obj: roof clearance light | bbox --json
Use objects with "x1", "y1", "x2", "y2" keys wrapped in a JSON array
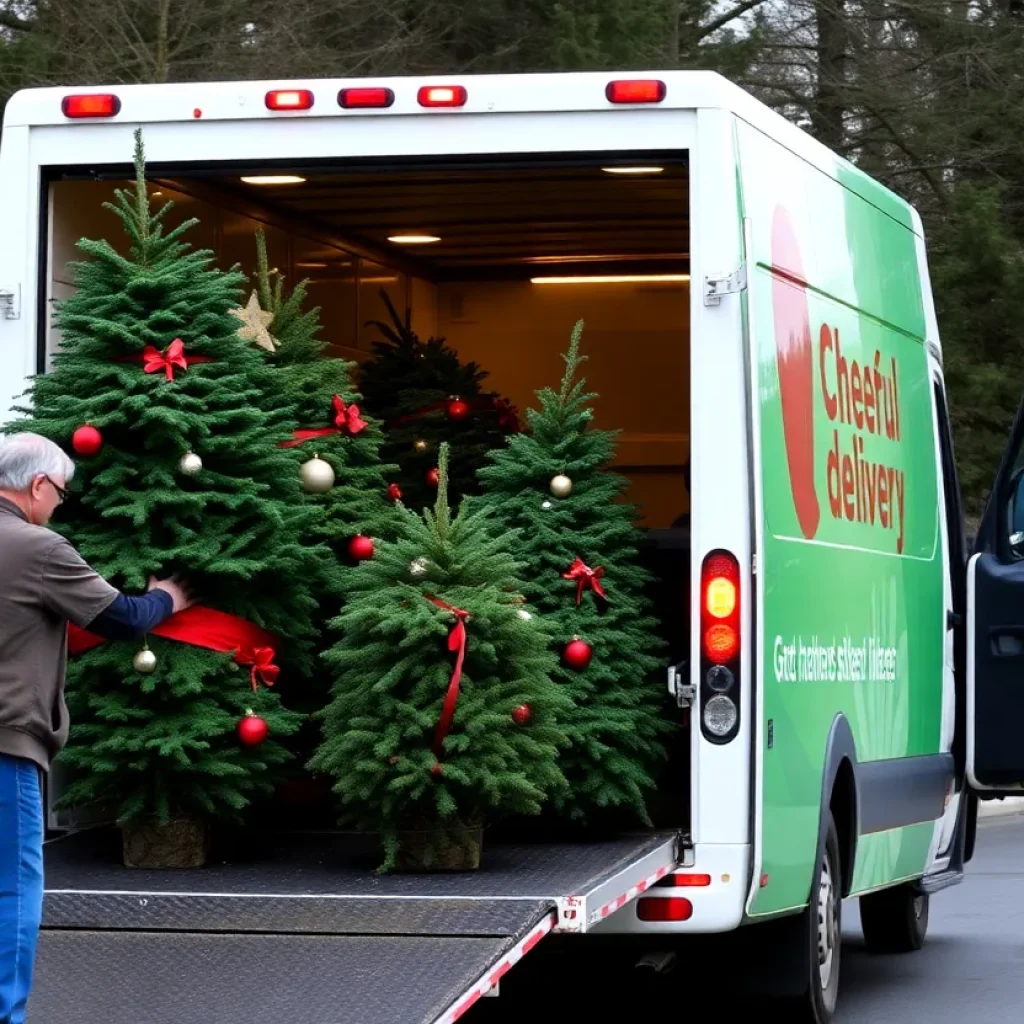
[
  {"x1": 339, "y1": 87, "x2": 395, "y2": 109},
  {"x1": 265, "y1": 89, "x2": 314, "y2": 111},
  {"x1": 240, "y1": 175, "x2": 306, "y2": 185},
  {"x1": 606, "y1": 79, "x2": 667, "y2": 105},
  {"x1": 62, "y1": 94, "x2": 121, "y2": 119},
  {"x1": 418, "y1": 85, "x2": 468, "y2": 108}
]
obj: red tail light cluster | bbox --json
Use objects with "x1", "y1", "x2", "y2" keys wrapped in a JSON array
[
  {"x1": 699, "y1": 550, "x2": 741, "y2": 744},
  {"x1": 637, "y1": 896, "x2": 693, "y2": 922}
]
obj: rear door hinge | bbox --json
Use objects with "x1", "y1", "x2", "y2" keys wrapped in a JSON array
[
  {"x1": 667, "y1": 662, "x2": 695, "y2": 708},
  {"x1": 0, "y1": 285, "x2": 21, "y2": 320},
  {"x1": 703, "y1": 264, "x2": 747, "y2": 307}
]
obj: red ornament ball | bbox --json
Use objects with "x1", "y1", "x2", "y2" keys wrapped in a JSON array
[
  {"x1": 447, "y1": 398, "x2": 471, "y2": 421},
  {"x1": 348, "y1": 534, "x2": 375, "y2": 561},
  {"x1": 387, "y1": 482, "x2": 403, "y2": 502},
  {"x1": 563, "y1": 638, "x2": 593, "y2": 671},
  {"x1": 431, "y1": 762, "x2": 443, "y2": 777},
  {"x1": 512, "y1": 704, "x2": 532, "y2": 725},
  {"x1": 237, "y1": 712, "x2": 268, "y2": 747},
  {"x1": 426, "y1": 467, "x2": 440, "y2": 488},
  {"x1": 72, "y1": 424, "x2": 103, "y2": 457}
]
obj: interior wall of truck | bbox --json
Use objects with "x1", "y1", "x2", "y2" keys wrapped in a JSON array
[{"x1": 45, "y1": 155, "x2": 692, "y2": 831}]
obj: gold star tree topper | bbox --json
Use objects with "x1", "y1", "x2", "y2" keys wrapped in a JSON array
[{"x1": 230, "y1": 291, "x2": 277, "y2": 352}]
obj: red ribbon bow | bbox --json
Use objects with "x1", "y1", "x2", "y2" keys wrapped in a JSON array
[
  {"x1": 235, "y1": 645, "x2": 280, "y2": 692},
  {"x1": 280, "y1": 395, "x2": 368, "y2": 448},
  {"x1": 426, "y1": 596, "x2": 470, "y2": 758},
  {"x1": 562, "y1": 558, "x2": 607, "y2": 606},
  {"x1": 143, "y1": 338, "x2": 215, "y2": 381}
]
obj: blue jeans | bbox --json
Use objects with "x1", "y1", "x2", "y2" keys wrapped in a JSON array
[{"x1": 0, "y1": 754, "x2": 43, "y2": 1024}]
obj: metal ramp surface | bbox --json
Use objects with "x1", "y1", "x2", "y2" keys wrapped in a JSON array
[{"x1": 32, "y1": 828, "x2": 680, "y2": 1024}]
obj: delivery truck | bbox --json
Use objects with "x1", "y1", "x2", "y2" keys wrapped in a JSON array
[{"x1": 3, "y1": 68, "x2": 1023, "y2": 1023}]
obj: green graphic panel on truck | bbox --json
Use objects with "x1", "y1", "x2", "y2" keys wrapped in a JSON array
[{"x1": 738, "y1": 123, "x2": 944, "y2": 916}]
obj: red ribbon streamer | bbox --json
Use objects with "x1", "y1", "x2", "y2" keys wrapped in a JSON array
[
  {"x1": 389, "y1": 395, "x2": 520, "y2": 431},
  {"x1": 278, "y1": 395, "x2": 368, "y2": 448},
  {"x1": 426, "y1": 596, "x2": 470, "y2": 758},
  {"x1": 562, "y1": 558, "x2": 607, "y2": 606},
  {"x1": 117, "y1": 338, "x2": 213, "y2": 381},
  {"x1": 68, "y1": 604, "x2": 280, "y2": 691}
]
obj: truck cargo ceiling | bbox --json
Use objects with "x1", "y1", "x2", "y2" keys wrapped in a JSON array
[{"x1": 35, "y1": 830, "x2": 681, "y2": 1024}]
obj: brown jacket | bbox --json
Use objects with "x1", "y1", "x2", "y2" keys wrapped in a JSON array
[{"x1": 0, "y1": 498, "x2": 117, "y2": 770}]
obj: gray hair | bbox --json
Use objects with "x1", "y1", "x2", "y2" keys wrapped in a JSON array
[{"x1": 0, "y1": 432, "x2": 75, "y2": 491}]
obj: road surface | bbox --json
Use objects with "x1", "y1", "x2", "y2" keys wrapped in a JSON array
[{"x1": 470, "y1": 815, "x2": 1024, "y2": 1021}]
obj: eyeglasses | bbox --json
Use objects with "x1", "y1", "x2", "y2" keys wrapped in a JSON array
[{"x1": 43, "y1": 475, "x2": 68, "y2": 504}]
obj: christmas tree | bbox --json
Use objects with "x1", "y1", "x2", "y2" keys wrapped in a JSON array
[
  {"x1": 358, "y1": 293, "x2": 519, "y2": 513},
  {"x1": 474, "y1": 320, "x2": 670, "y2": 825},
  {"x1": 248, "y1": 229, "x2": 401, "y2": 614},
  {"x1": 309, "y1": 443, "x2": 572, "y2": 872},
  {"x1": 9, "y1": 131, "x2": 324, "y2": 866}
]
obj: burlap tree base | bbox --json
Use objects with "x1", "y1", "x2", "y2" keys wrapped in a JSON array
[
  {"x1": 121, "y1": 818, "x2": 210, "y2": 869},
  {"x1": 393, "y1": 821, "x2": 484, "y2": 873}
]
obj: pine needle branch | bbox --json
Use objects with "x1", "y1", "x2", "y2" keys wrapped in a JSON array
[
  {"x1": 132, "y1": 128, "x2": 150, "y2": 247},
  {"x1": 557, "y1": 319, "x2": 587, "y2": 409},
  {"x1": 435, "y1": 442, "x2": 452, "y2": 538},
  {"x1": 255, "y1": 227, "x2": 274, "y2": 313}
]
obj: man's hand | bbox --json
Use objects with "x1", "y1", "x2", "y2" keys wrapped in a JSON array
[{"x1": 147, "y1": 575, "x2": 193, "y2": 614}]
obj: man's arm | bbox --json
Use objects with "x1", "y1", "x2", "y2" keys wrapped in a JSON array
[{"x1": 86, "y1": 590, "x2": 174, "y2": 641}]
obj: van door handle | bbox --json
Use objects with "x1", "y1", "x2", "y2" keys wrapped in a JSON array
[{"x1": 947, "y1": 611, "x2": 963, "y2": 631}]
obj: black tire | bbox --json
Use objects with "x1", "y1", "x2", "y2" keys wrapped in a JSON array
[
  {"x1": 860, "y1": 883, "x2": 929, "y2": 953},
  {"x1": 779, "y1": 813, "x2": 843, "y2": 1023}
]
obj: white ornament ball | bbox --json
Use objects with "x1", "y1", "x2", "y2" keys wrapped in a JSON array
[
  {"x1": 550, "y1": 474, "x2": 573, "y2": 498},
  {"x1": 517, "y1": 609, "x2": 533, "y2": 621},
  {"x1": 179, "y1": 451, "x2": 203, "y2": 476},
  {"x1": 300, "y1": 454, "x2": 335, "y2": 494},
  {"x1": 541, "y1": 500, "x2": 553, "y2": 511},
  {"x1": 410, "y1": 557, "x2": 429, "y2": 577},
  {"x1": 133, "y1": 648, "x2": 157, "y2": 674}
]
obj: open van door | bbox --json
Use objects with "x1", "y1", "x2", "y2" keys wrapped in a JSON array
[{"x1": 968, "y1": 390, "x2": 1024, "y2": 793}]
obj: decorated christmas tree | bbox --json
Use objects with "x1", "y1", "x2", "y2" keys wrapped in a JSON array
[
  {"x1": 8, "y1": 131, "x2": 324, "y2": 868},
  {"x1": 474, "y1": 321, "x2": 670, "y2": 824},
  {"x1": 309, "y1": 443, "x2": 572, "y2": 872},
  {"x1": 358, "y1": 293, "x2": 519, "y2": 512}
]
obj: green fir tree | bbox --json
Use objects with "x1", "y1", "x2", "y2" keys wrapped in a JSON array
[
  {"x1": 309, "y1": 443, "x2": 572, "y2": 871},
  {"x1": 475, "y1": 320, "x2": 670, "y2": 824},
  {"x1": 359, "y1": 293, "x2": 519, "y2": 513},
  {"x1": 9, "y1": 131, "x2": 324, "y2": 829}
]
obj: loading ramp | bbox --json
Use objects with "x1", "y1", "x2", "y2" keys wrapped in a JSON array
[{"x1": 33, "y1": 828, "x2": 682, "y2": 1024}]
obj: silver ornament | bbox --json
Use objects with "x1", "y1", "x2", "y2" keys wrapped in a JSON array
[
  {"x1": 549, "y1": 474, "x2": 573, "y2": 498},
  {"x1": 517, "y1": 608, "x2": 533, "y2": 621},
  {"x1": 133, "y1": 648, "x2": 157, "y2": 674},
  {"x1": 541, "y1": 500, "x2": 553, "y2": 510},
  {"x1": 410, "y1": 557, "x2": 429, "y2": 577},
  {"x1": 179, "y1": 451, "x2": 203, "y2": 476},
  {"x1": 300, "y1": 454, "x2": 335, "y2": 493}
]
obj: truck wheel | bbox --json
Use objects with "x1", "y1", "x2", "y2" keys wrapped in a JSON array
[
  {"x1": 860, "y1": 883, "x2": 929, "y2": 953},
  {"x1": 781, "y1": 813, "x2": 842, "y2": 1023}
]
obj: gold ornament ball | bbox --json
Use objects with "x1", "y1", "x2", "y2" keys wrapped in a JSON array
[
  {"x1": 179, "y1": 451, "x2": 203, "y2": 476},
  {"x1": 133, "y1": 648, "x2": 157, "y2": 674},
  {"x1": 549, "y1": 474, "x2": 573, "y2": 498},
  {"x1": 300, "y1": 454, "x2": 335, "y2": 493},
  {"x1": 414, "y1": 439, "x2": 429, "y2": 452}
]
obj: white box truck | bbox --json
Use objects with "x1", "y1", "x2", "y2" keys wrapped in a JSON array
[{"x1": 3, "y1": 69, "x2": 1023, "y2": 1024}]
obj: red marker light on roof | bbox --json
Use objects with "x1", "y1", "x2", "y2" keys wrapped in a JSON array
[
  {"x1": 265, "y1": 89, "x2": 314, "y2": 111},
  {"x1": 62, "y1": 94, "x2": 121, "y2": 119},
  {"x1": 605, "y1": 79, "x2": 666, "y2": 104},
  {"x1": 339, "y1": 87, "x2": 395, "y2": 109},
  {"x1": 418, "y1": 85, "x2": 467, "y2": 108}
]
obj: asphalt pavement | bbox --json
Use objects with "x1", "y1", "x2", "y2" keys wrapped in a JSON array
[{"x1": 471, "y1": 815, "x2": 1024, "y2": 1022}]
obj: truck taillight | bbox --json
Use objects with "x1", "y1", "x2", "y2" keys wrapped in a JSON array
[
  {"x1": 418, "y1": 85, "x2": 467, "y2": 108},
  {"x1": 700, "y1": 550, "x2": 741, "y2": 744},
  {"x1": 338, "y1": 87, "x2": 395, "y2": 109},
  {"x1": 62, "y1": 94, "x2": 121, "y2": 119},
  {"x1": 637, "y1": 897, "x2": 692, "y2": 922},
  {"x1": 605, "y1": 79, "x2": 666, "y2": 104},
  {"x1": 265, "y1": 89, "x2": 314, "y2": 111}
]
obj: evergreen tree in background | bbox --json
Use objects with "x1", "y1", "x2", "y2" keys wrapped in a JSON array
[
  {"x1": 8, "y1": 131, "x2": 323, "y2": 848},
  {"x1": 358, "y1": 293, "x2": 519, "y2": 513},
  {"x1": 475, "y1": 320, "x2": 670, "y2": 824},
  {"x1": 309, "y1": 443, "x2": 572, "y2": 872}
]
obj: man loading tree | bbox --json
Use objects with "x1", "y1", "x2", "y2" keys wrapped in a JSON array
[{"x1": 0, "y1": 431, "x2": 191, "y2": 1024}]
